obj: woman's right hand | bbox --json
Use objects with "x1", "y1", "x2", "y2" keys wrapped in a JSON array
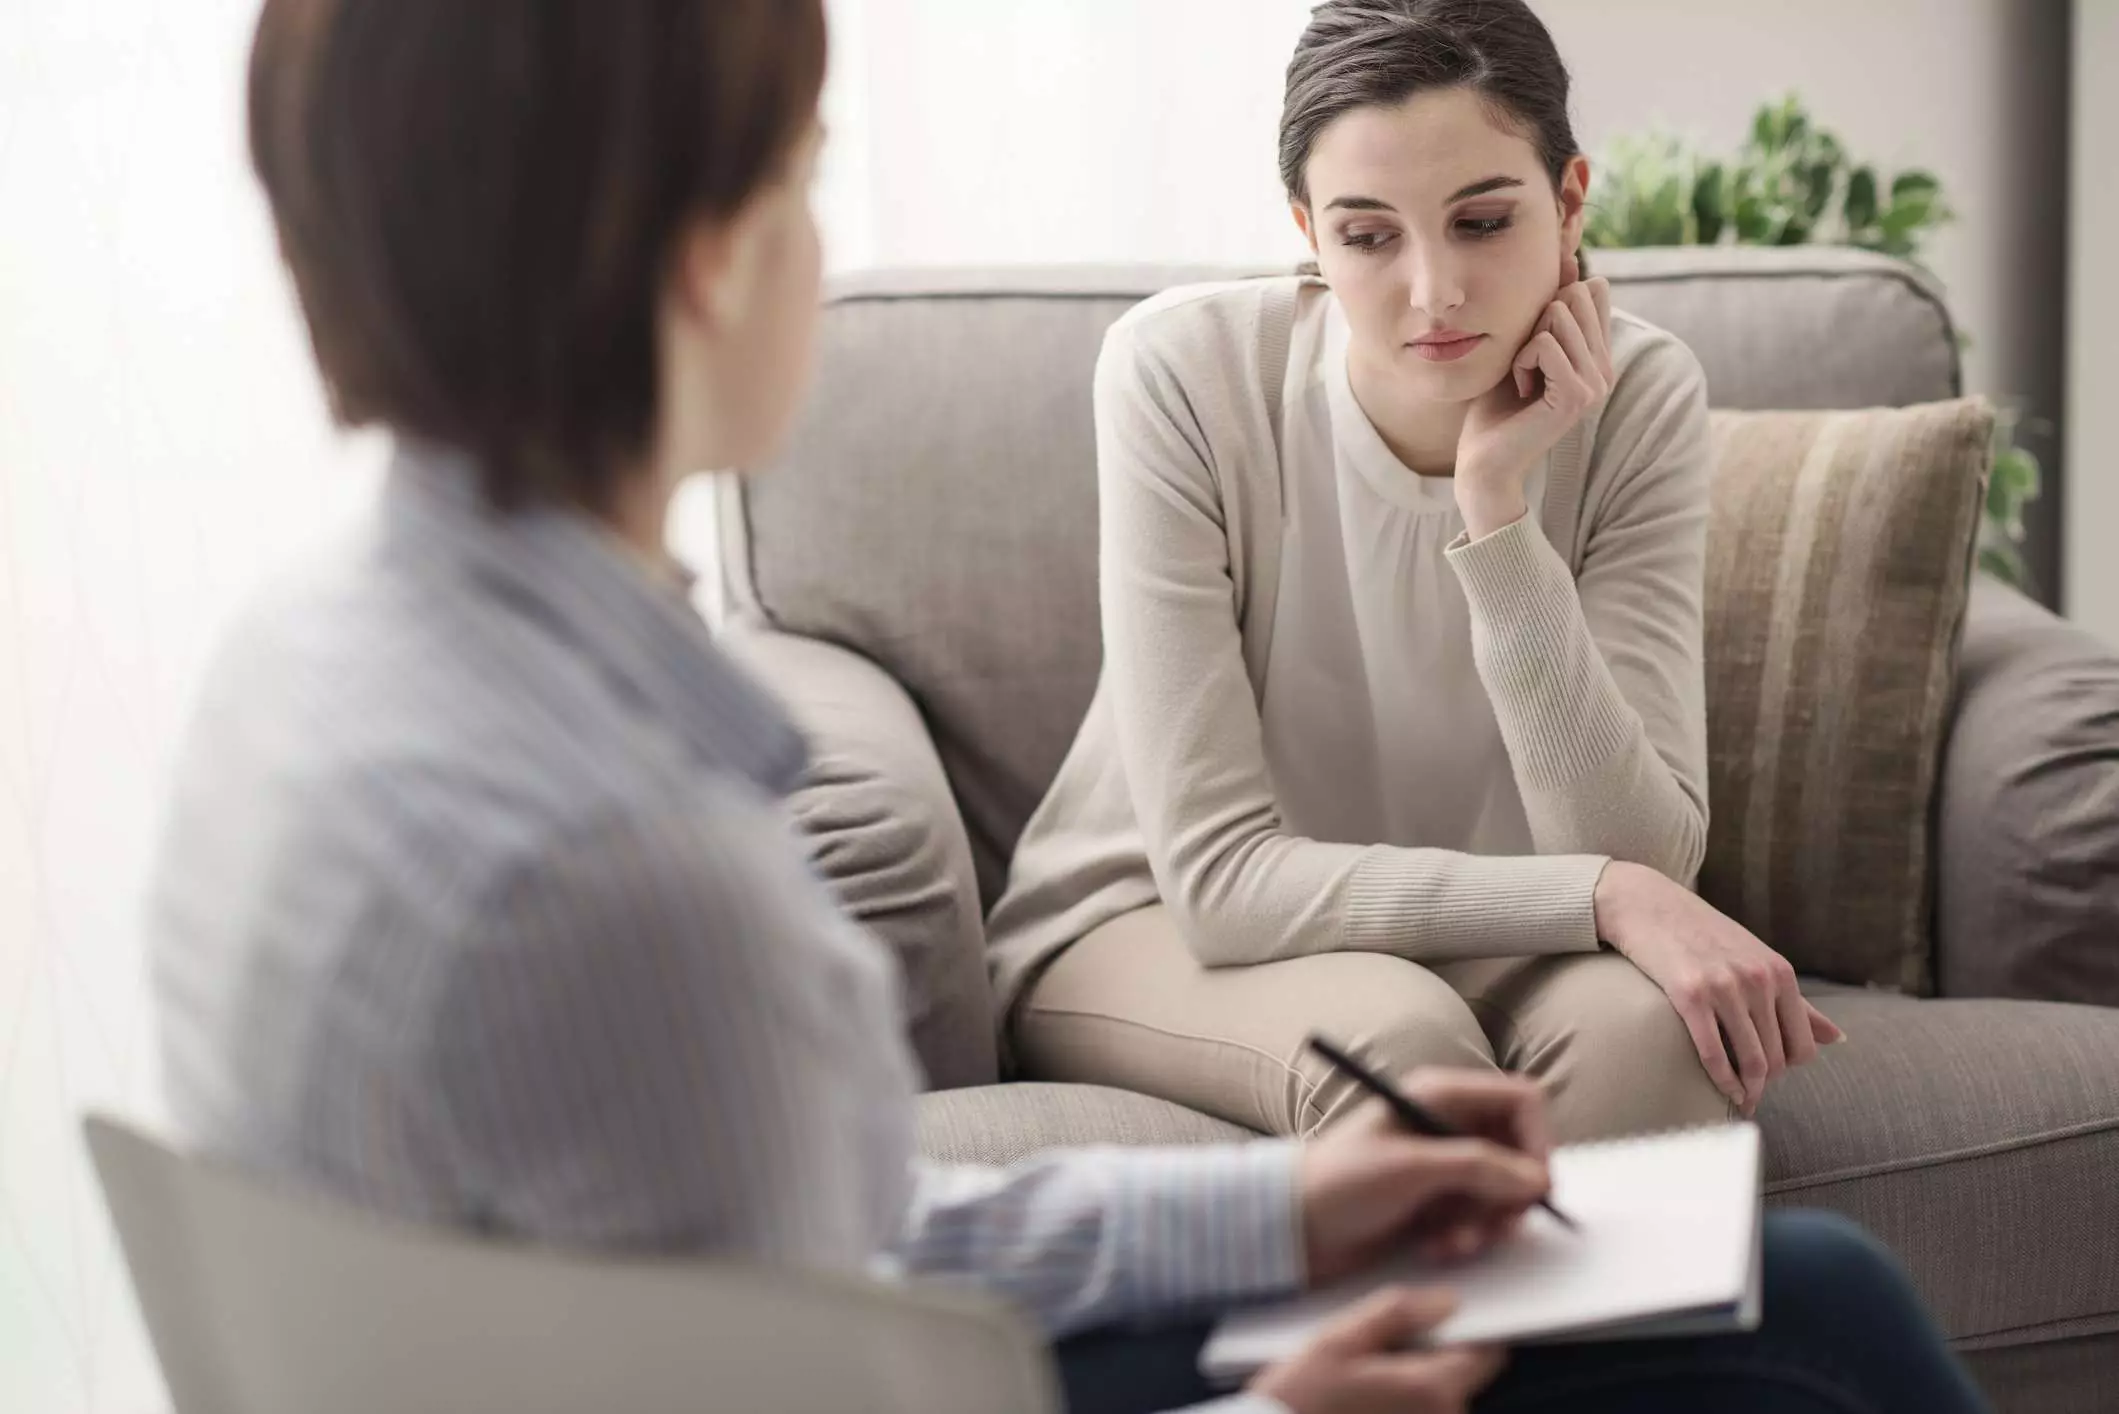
[
  {"x1": 1250, "y1": 1288, "x2": 1506, "y2": 1414},
  {"x1": 1594, "y1": 861, "x2": 1846, "y2": 1116}
]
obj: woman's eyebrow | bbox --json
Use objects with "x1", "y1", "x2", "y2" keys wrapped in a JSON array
[
  {"x1": 1446, "y1": 175, "x2": 1524, "y2": 202},
  {"x1": 1323, "y1": 174, "x2": 1526, "y2": 213}
]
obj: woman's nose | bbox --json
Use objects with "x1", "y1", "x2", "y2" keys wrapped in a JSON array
[{"x1": 1407, "y1": 247, "x2": 1466, "y2": 318}]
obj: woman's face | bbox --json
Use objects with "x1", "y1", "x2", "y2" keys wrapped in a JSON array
[{"x1": 1295, "y1": 86, "x2": 1588, "y2": 403}]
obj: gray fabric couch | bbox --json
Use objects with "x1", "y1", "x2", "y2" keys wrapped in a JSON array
[{"x1": 718, "y1": 248, "x2": 2119, "y2": 1413}]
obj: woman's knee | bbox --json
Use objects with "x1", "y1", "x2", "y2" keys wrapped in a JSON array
[
  {"x1": 1510, "y1": 955, "x2": 1733, "y2": 1140},
  {"x1": 1288, "y1": 955, "x2": 1497, "y2": 1135},
  {"x1": 1011, "y1": 915, "x2": 1494, "y2": 1137}
]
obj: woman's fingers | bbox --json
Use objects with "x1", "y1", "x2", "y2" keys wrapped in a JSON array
[
  {"x1": 1513, "y1": 331, "x2": 1583, "y2": 409},
  {"x1": 1716, "y1": 988, "x2": 1770, "y2": 1115},
  {"x1": 1586, "y1": 276, "x2": 1613, "y2": 365},
  {"x1": 1544, "y1": 300, "x2": 1598, "y2": 387},
  {"x1": 1747, "y1": 977, "x2": 1786, "y2": 1086},
  {"x1": 1806, "y1": 1000, "x2": 1847, "y2": 1046},
  {"x1": 1778, "y1": 984, "x2": 1820, "y2": 1069},
  {"x1": 1672, "y1": 986, "x2": 1746, "y2": 1110},
  {"x1": 1556, "y1": 283, "x2": 1611, "y2": 380}
]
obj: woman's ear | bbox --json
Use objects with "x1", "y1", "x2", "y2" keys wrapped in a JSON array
[
  {"x1": 1290, "y1": 201, "x2": 1320, "y2": 256},
  {"x1": 1558, "y1": 153, "x2": 1591, "y2": 272}
]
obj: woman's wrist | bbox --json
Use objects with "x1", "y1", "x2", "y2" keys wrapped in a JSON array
[
  {"x1": 1591, "y1": 859, "x2": 1645, "y2": 948},
  {"x1": 1454, "y1": 475, "x2": 1529, "y2": 541}
]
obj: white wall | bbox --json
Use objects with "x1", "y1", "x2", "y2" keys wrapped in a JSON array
[
  {"x1": 1, "y1": 7, "x2": 382, "y2": 1412},
  {"x1": 2068, "y1": 0, "x2": 2119, "y2": 643}
]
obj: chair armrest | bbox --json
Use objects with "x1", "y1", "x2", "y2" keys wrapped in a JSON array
[
  {"x1": 1935, "y1": 581, "x2": 2119, "y2": 1004},
  {"x1": 722, "y1": 623, "x2": 999, "y2": 1088}
]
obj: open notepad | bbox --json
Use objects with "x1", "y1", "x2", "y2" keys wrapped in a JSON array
[{"x1": 1201, "y1": 1123, "x2": 1764, "y2": 1383}]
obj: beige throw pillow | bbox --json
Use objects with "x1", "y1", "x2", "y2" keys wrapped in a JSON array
[{"x1": 1700, "y1": 398, "x2": 1992, "y2": 993}]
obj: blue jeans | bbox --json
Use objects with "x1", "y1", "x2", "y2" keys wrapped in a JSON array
[{"x1": 1055, "y1": 1211, "x2": 1993, "y2": 1414}]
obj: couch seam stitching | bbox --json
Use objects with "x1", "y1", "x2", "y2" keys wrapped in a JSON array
[{"x1": 1764, "y1": 1114, "x2": 2119, "y2": 1193}]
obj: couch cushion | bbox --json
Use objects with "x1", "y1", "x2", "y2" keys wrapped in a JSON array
[
  {"x1": 916, "y1": 1083, "x2": 1252, "y2": 1165},
  {"x1": 1937, "y1": 581, "x2": 2119, "y2": 1006},
  {"x1": 1584, "y1": 246, "x2": 1960, "y2": 410},
  {"x1": 735, "y1": 251, "x2": 1964, "y2": 906},
  {"x1": 723, "y1": 625, "x2": 1000, "y2": 1089},
  {"x1": 1762, "y1": 988, "x2": 2119, "y2": 1349},
  {"x1": 1700, "y1": 400, "x2": 1991, "y2": 991}
]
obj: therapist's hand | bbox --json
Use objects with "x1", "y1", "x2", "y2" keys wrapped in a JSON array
[
  {"x1": 1297, "y1": 1070, "x2": 1552, "y2": 1288},
  {"x1": 1257, "y1": 1072, "x2": 1543, "y2": 1414},
  {"x1": 1595, "y1": 860, "x2": 1846, "y2": 1117},
  {"x1": 1250, "y1": 1288, "x2": 1506, "y2": 1414}
]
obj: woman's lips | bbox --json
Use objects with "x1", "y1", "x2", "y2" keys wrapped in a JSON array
[{"x1": 1409, "y1": 333, "x2": 1485, "y2": 363}]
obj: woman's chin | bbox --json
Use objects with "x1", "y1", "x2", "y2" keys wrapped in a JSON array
[{"x1": 1396, "y1": 344, "x2": 1512, "y2": 402}]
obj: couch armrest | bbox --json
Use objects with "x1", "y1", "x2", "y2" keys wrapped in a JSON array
[
  {"x1": 1935, "y1": 581, "x2": 2119, "y2": 1004},
  {"x1": 722, "y1": 623, "x2": 998, "y2": 1089}
]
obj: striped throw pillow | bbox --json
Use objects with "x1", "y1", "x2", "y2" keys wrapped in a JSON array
[{"x1": 1700, "y1": 398, "x2": 1993, "y2": 992}]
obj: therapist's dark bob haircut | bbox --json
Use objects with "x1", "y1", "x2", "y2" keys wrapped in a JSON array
[{"x1": 248, "y1": 0, "x2": 827, "y2": 510}]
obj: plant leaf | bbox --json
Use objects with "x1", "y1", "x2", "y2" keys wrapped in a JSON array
[
  {"x1": 1844, "y1": 166, "x2": 1878, "y2": 229},
  {"x1": 1693, "y1": 159, "x2": 1726, "y2": 243},
  {"x1": 1803, "y1": 160, "x2": 1837, "y2": 218},
  {"x1": 1979, "y1": 542, "x2": 2029, "y2": 589}
]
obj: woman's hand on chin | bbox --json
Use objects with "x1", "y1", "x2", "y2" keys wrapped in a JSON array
[{"x1": 1453, "y1": 261, "x2": 1614, "y2": 540}]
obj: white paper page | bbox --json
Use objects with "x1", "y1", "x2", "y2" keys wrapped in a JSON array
[{"x1": 1202, "y1": 1124, "x2": 1761, "y2": 1379}]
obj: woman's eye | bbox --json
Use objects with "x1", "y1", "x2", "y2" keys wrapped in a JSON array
[
  {"x1": 1339, "y1": 230, "x2": 1397, "y2": 253},
  {"x1": 1456, "y1": 216, "x2": 1513, "y2": 239}
]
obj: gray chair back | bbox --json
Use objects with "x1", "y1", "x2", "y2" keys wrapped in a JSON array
[
  {"x1": 84, "y1": 1114, "x2": 1059, "y2": 1414},
  {"x1": 729, "y1": 248, "x2": 1960, "y2": 902}
]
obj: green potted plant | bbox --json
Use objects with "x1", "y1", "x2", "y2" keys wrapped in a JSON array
[{"x1": 1583, "y1": 94, "x2": 2039, "y2": 589}]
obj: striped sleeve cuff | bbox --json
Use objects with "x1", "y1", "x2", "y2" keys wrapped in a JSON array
[
  {"x1": 1112, "y1": 1139, "x2": 1305, "y2": 1316},
  {"x1": 1346, "y1": 849, "x2": 1608, "y2": 958},
  {"x1": 1444, "y1": 516, "x2": 1640, "y2": 785}
]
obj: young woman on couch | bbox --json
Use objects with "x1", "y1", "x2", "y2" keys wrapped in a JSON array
[{"x1": 988, "y1": 0, "x2": 1844, "y2": 1143}]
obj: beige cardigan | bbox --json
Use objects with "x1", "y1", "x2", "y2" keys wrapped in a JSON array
[{"x1": 986, "y1": 276, "x2": 1712, "y2": 1022}]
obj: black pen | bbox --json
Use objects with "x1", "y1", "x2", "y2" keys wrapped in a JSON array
[{"x1": 1306, "y1": 1034, "x2": 1579, "y2": 1232}]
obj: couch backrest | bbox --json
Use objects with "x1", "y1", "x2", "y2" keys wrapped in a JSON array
[{"x1": 728, "y1": 248, "x2": 1962, "y2": 903}]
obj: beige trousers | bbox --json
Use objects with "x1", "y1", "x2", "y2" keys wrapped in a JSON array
[{"x1": 1011, "y1": 905, "x2": 1733, "y2": 1142}]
